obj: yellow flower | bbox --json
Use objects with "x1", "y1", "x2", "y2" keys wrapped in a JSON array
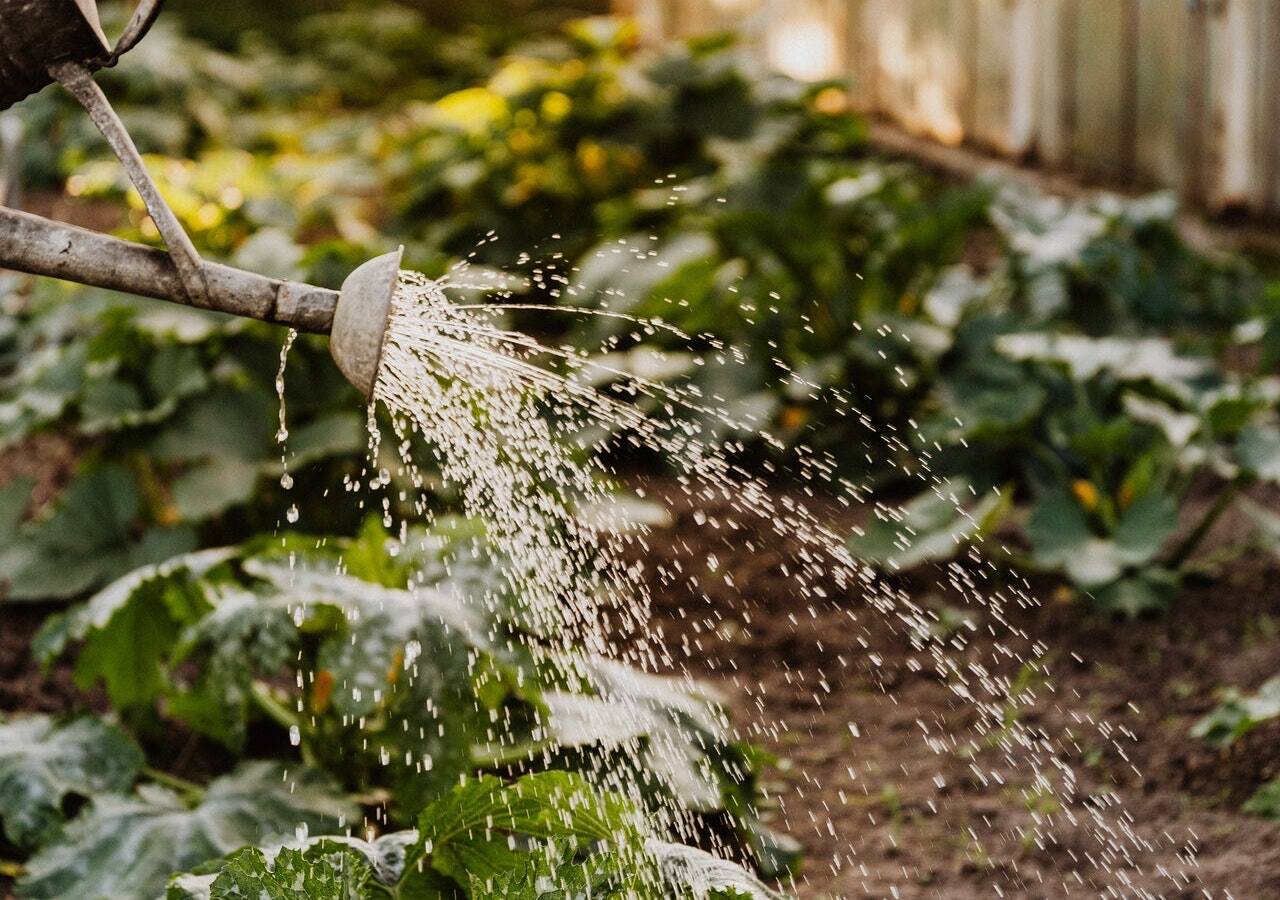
[
  {"x1": 1071, "y1": 479, "x2": 1099, "y2": 511},
  {"x1": 433, "y1": 87, "x2": 507, "y2": 134},
  {"x1": 541, "y1": 91, "x2": 572, "y2": 122},
  {"x1": 813, "y1": 86, "x2": 849, "y2": 115},
  {"x1": 507, "y1": 128, "x2": 537, "y2": 155},
  {"x1": 577, "y1": 140, "x2": 607, "y2": 178}
]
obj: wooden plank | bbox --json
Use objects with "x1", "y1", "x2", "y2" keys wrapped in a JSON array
[
  {"x1": 1134, "y1": 0, "x2": 1190, "y2": 191},
  {"x1": 1209, "y1": 0, "x2": 1259, "y2": 208},
  {"x1": 845, "y1": 0, "x2": 876, "y2": 112},
  {"x1": 1036, "y1": 0, "x2": 1073, "y2": 168},
  {"x1": 866, "y1": 0, "x2": 918, "y2": 123},
  {"x1": 897, "y1": 0, "x2": 967, "y2": 144},
  {"x1": 1006, "y1": 0, "x2": 1039, "y2": 156},
  {"x1": 1072, "y1": 0, "x2": 1128, "y2": 180},
  {"x1": 1265, "y1": 0, "x2": 1280, "y2": 214},
  {"x1": 972, "y1": 0, "x2": 1011, "y2": 152}
]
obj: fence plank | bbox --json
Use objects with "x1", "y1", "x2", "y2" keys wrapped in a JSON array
[
  {"x1": 625, "y1": 0, "x2": 1280, "y2": 217},
  {"x1": 1036, "y1": 0, "x2": 1073, "y2": 168},
  {"x1": 1072, "y1": 0, "x2": 1127, "y2": 180},
  {"x1": 971, "y1": 0, "x2": 1007, "y2": 152},
  {"x1": 1265, "y1": 0, "x2": 1280, "y2": 213},
  {"x1": 1134, "y1": 0, "x2": 1190, "y2": 192}
]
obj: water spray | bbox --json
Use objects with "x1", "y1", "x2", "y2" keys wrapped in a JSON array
[{"x1": 0, "y1": 0, "x2": 399, "y2": 397}]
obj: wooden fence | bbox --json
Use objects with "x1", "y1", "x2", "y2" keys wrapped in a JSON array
[{"x1": 618, "y1": 0, "x2": 1280, "y2": 218}]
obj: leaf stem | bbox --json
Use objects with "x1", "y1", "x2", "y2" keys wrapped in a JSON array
[
  {"x1": 250, "y1": 680, "x2": 317, "y2": 767},
  {"x1": 1167, "y1": 479, "x2": 1242, "y2": 570},
  {"x1": 141, "y1": 766, "x2": 205, "y2": 803}
]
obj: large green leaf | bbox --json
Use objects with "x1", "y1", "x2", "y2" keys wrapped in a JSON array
[
  {"x1": 416, "y1": 771, "x2": 640, "y2": 889},
  {"x1": 0, "y1": 716, "x2": 143, "y2": 849},
  {"x1": 18, "y1": 762, "x2": 358, "y2": 900},
  {"x1": 208, "y1": 845, "x2": 375, "y2": 900},
  {"x1": 167, "y1": 774, "x2": 786, "y2": 899},
  {"x1": 35, "y1": 547, "x2": 235, "y2": 708},
  {"x1": 1191, "y1": 677, "x2": 1280, "y2": 749},
  {"x1": 1025, "y1": 490, "x2": 1176, "y2": 591},
  {"x1": 848, "y1": 479, "x2": 1003, "y2": 571},
  {"x1": 995, "y1": 333, "x2": 1207, "y2": 397}
]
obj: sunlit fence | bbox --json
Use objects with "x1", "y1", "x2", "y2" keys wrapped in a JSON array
[{"x1": 619, "y1": 0, "x2": 1280, "y2": 218}]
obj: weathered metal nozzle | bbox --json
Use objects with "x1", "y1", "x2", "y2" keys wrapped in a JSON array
[{"x1": 330, "y1": 247, "x2": 402, "y2": 399}]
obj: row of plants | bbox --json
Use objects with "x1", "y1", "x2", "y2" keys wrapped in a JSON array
[{"x1": 15, "y1": 9, "x2": 1280, "y2": 617}]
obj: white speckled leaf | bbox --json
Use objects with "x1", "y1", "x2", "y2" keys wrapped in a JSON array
[{"x1": 18, "y1": 762, "x2": 358, "y2": 900}]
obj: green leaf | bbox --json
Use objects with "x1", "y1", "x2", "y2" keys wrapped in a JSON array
[
  {"x1": 1026, "y1": 490, "x2": 1175, "y2": 591},
  {"x1": 3, "y1": 466, "x2": 144, "y2": 600},
  {"x1": 171, "y1": 458, "x2": 263, "y2": 521},
  {"x1": 1111, "y1": 493, "x2": 1178, "y2": 566},
  {"x1": 168, "y1": 586, "x2": 300, "y2": 750},
  {"x1": 995, "y1": 333, "x2": 1207, "y2": 396},
  {"x1": 18, "y1": 762, "x2": 358, "y2": 900},
  {"x1": 0, "y1": 715, "x2": 143, "y2": 849},
  {"x1": 848, "y1": 480, "x2": 1002, "y2": 571},
  {"x1": 209, "y1": 845, "x2": 374, "y2": 899},
  {"x1": 1091, "y1": 569, "x2": 1179, "y2": 619},
  {"x1": 0, "y1": 476, "x2": 33, "y2": 540},
  {"x1": 41, "y1": 548, "x2": 236, "y2": 707},
  {"x1": 647, "y1": 840, "x2": 785, "y2": 899},
  {"x1": 275, "y1": 412, "x2": 366, "y2": 473},
  {"x1": 417, "y1": 772, "x2": 640, "y2": 888},
  {"x1": 1243, "y1": 778, "x2": 1280, "y2": 821},
  {"x1": 1236, "y1": 424, "x2": 1280, "y2": 483},
  {"x1": 78, "y1": 379, "x2": 145, "y2": 434},
  {"x1": 1191, "y1": 676, "x2": 1280, "y2": 749}
]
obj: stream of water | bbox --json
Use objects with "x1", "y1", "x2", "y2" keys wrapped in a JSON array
[{"x1": 280, "y1": 256, "x2": 1200, "y2": 898}]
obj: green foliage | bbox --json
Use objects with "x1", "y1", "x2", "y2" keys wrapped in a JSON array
[
  {"x1": 847, "y1": 479, "x2": 1005, "y2": 571},
  {"x1": 1190, "y1": 676, "x2": 1280, "y2": 749},
  {"x1": 165, "y1": 772, "x2": 784, "y2": 899},
  {"x1": 17, "y1": 762, "x2": 357, "y2": 900},
  {"x1": 0, "y1": 715, "x2": 143, "y2": 849},
  {"x1": 1243, "y1": 778, "x2": 1280, "y2": 821},
  {"x1": 34, "y1": 524, "x2": 786, "y2": 876}
]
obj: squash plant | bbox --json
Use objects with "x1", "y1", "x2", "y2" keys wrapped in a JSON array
[{"x1": 31, "y1": 518, "x2": 797, "y2": 882}]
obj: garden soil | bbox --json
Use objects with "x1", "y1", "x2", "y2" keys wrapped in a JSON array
[
  {"x1": 626, "y1": 476, "x2": 1280, "y2": 899},
  {"x1": 3, "y1": 476, "x2": 1279, "y2": 898}
]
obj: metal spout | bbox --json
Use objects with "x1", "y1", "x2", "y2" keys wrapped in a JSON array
[{"x1": 330, "y1": 248, "x2": 402, "y2": 399}]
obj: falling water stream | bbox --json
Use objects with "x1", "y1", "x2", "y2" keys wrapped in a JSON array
[{"x1": 277, "y1": 254, "x2": 1201, "y2": 898}]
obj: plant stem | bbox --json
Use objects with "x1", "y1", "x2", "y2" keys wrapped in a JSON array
[
  {"x1": 1168, "y1": 479, "x2": 1242, "y2": 570},
  {"x1": 250, "y1": 680, "x2": 317, "y2": 767},
  {"x1": 141, "y1": 766, "x2": 205, "y2": 803}
]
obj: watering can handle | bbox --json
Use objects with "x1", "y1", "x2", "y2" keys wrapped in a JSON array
[
  {"x1": 47, "y1": 60, "x2": 210, "y2": 309},
  {"x1": 108, "y1": 0, "x2": 165, "y2": 65}
]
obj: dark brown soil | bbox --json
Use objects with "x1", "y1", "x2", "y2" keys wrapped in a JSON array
[{"x1": 629, "y1": 476, "x2": 1280, "y2": 898}]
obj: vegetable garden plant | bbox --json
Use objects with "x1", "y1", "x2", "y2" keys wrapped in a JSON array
[{"x1": 4, "y1": 2, "x2": 1280, "y2": 896}]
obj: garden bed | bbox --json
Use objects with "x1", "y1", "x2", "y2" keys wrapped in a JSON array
[{"x1": 5, "y1": 475, "x2": 1278, "y2": 898}]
